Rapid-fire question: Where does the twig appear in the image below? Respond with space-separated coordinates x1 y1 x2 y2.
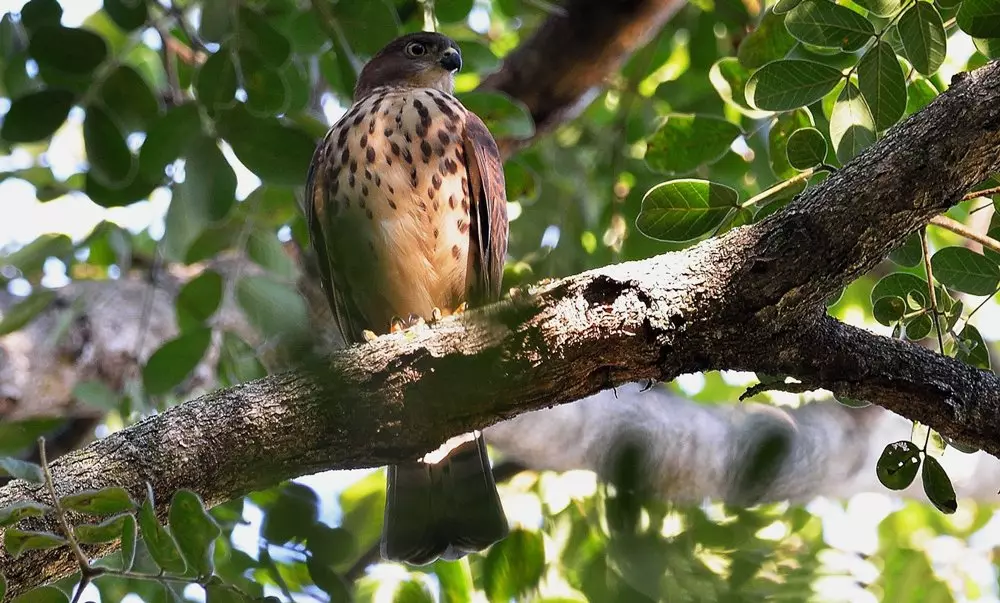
38 438 91 573
962 185 1000 201
740 380 813 401
919 228 946 354
739 168 816 210
929 215 1000 255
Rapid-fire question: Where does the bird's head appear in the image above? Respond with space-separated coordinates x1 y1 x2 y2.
354 32 463 100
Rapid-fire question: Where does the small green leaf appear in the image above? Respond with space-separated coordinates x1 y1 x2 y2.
195 49 238 113
237 7 291 66
84 104 135 187
235 275 310 339
773 0 805 13
0 88 75 143
784 0 875 50
830 81 875 164
393 578 435 603
636 179 739 243
261 482 319 544
872 296 905 326
20 0 62 32
903 313 932 340
74 514 129 544
931 247 1000 295
60 487 136 515
483 529 545 603
437 0 475 22
142 327 212 396
737 9 797 69
889 233 922 267
434 559 474 603
709 58 771 117
29 25 107 73
942 436 979 454
307 524 355 566
857 42 906 132
747 59 844 111
176 269 224 331
956 323 990 370
957 0 1000 38
216 105 317 186
138 103 203 180
138 483 187 573
768 109 814 178
72 380 120 412
785 127 827 169
240 52 289 116
104 0 148 31
99 64 160 132
922 456 957 513
645 114 741 175
898 4 948 76
206 580 253 603
169 489 221 576
457 91 535 139
121 513 137 571
4 528 67 557
10 586 67 603
855 0 900 17
0 501 51 527
0 290 57 335
163 136 237 260
876 440 921 490
871 272 928 304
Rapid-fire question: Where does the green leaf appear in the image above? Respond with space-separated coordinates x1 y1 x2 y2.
216 105 317 186
768 108 814 178
261 482 319 544
199 0 231 42
898 3 948 76
872 296 905 325
0 419 64 456
956 323 991 370
121 513 137 571
784 0 875 50
84 104 135 187
0 290 56 335
930 247 1000 295
437 0 475 22
10 587 67 603
737 9 797 69
99 65 160 132
74 513 129 544
138 483 187 573
4 528 67 557
247 231 298 278
72 380 120 412
636 180 739 243
176 269 224 330
195 49 238 113
206 580 253 603
218 332 267 387
333 0 401 56
830 81 875 164
0 88 74 142
773 0 804 13
240 51 289 116
434 559 474 603
60 487 136 515
709 58 771 117
169 489 221 576
921 456 957 513
457 91 535 139
785 127 827 169
393 579 435 603
889 233 922 267
855 0 900 17
0 501 51 527
238 7 291 66
645 114 741 175
138 102 203 180
483 529 545 603
857 42 906 132
871 272 928 304
163 136 236 260
957 0 1000 38
973 36 1000 59
903 313 932 339
142 327 212 396
307 524 355 566
876 440 921 490
29 26 107 74
235 275 310 340
747 59 844 111
104 0 149 31
307 555 351 599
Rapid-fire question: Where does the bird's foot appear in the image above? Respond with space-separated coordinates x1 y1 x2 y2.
389 313 426 334
362 330 378 342
428 302 467 324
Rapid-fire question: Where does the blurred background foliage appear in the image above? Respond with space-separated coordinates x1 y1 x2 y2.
0 0 999 600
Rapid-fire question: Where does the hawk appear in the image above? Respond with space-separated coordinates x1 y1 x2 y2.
305 32 510 564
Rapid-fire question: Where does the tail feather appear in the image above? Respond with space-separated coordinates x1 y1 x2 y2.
381 431 509 565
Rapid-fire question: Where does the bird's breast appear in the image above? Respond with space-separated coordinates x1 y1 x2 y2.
315 87 475 330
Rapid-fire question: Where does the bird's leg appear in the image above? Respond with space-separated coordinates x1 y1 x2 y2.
389 313 426 334
429 302 468 323
363 330 378 342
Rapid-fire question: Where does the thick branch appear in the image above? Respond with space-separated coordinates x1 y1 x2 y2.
1 55 999 603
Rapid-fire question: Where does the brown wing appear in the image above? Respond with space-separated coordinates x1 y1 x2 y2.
304 135 368 344
462 111 509 304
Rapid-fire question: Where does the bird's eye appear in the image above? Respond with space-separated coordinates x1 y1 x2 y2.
405 42 427 57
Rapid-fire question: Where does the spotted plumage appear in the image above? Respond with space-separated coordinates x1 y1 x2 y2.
304 32 510 566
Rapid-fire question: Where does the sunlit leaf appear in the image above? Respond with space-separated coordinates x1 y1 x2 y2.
956 323 991 370
930 247 1000 295
784 0 875 50
636 180 739 243
737 9 797 68
957 0 1000 38
898 3 948 75
857 42 906 131
709 58 771 117
169 489 221 576
645 114 741 175
747 59 844 111
829 81 875 164
483 529 545 603
785 127 827 169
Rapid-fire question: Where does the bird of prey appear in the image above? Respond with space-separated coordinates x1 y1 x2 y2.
304 32 510 565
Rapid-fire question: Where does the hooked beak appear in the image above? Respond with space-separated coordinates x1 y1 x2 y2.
439 47 462 73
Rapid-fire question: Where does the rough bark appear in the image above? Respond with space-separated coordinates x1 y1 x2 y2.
1 60 999 595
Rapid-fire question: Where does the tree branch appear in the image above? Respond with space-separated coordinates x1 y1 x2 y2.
1 60 999 594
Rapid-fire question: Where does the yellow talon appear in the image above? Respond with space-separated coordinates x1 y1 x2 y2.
363 330 378 342
431 307 443 322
